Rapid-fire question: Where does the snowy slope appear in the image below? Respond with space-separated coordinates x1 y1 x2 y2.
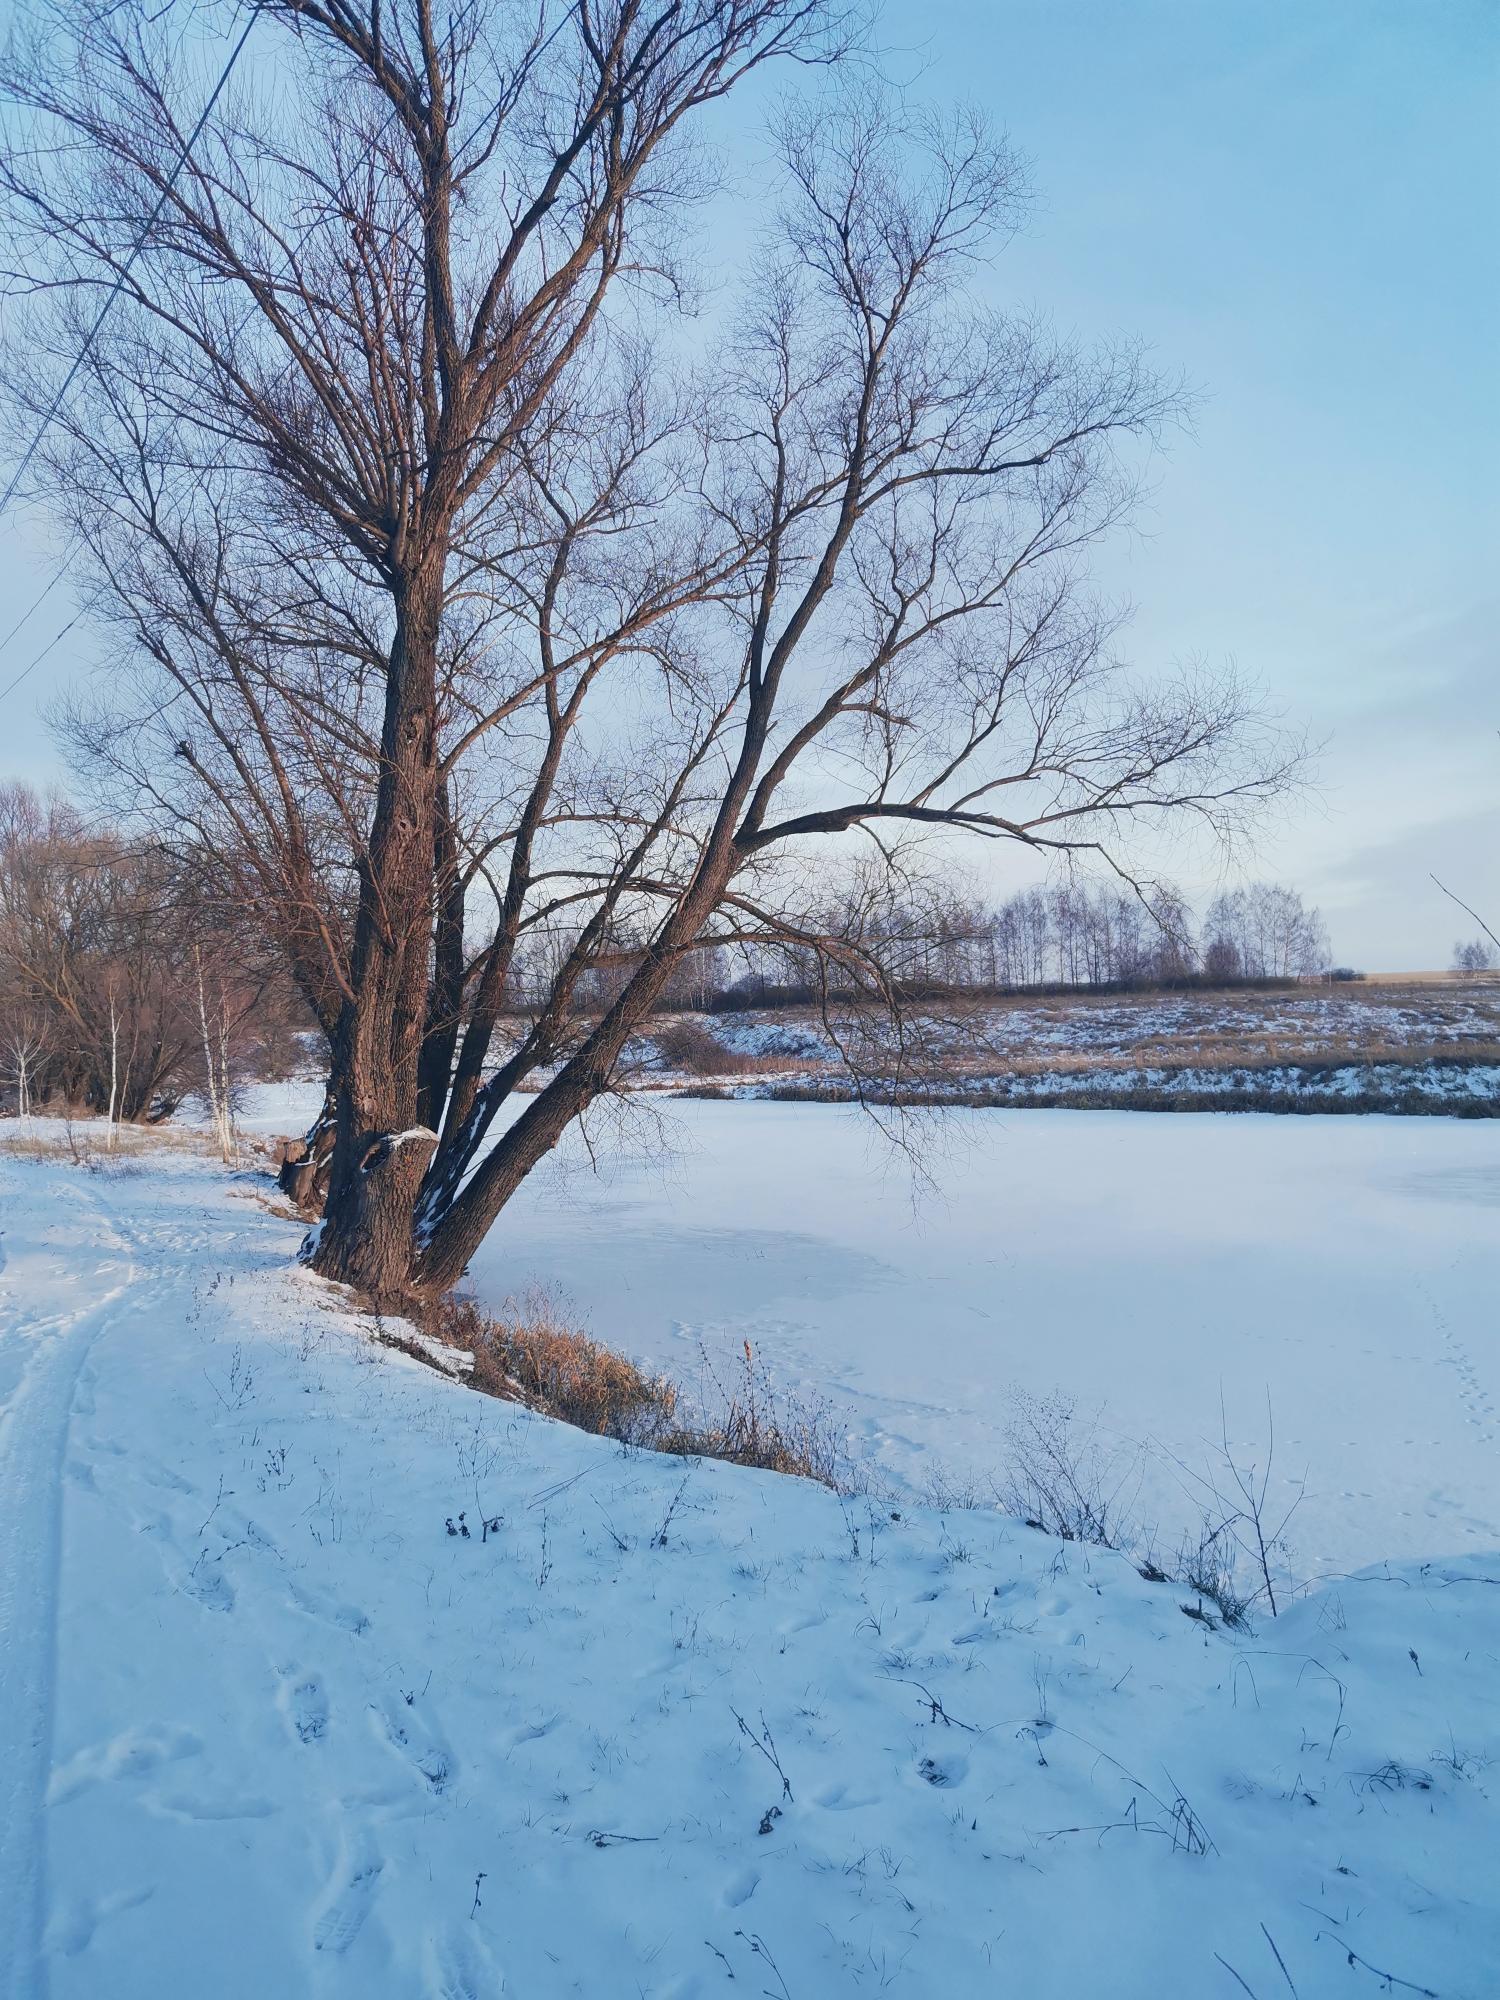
2 1140 1498 1997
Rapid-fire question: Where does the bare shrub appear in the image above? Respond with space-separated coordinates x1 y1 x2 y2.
1158 1397 1304 1617
651 1020 745 1078
420 1290 679 1445
996 1391 1142 1548
919 1466 999 1513
658 1341 850 1489
1173 1520 1253 1629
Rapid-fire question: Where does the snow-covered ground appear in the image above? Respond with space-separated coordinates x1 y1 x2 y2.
467 1102 1500 1579
1 1136 1498 1997
633 987 1500 1111
706 984 1500 1065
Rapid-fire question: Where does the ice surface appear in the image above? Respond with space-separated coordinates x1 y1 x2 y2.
469 1102 1500 1576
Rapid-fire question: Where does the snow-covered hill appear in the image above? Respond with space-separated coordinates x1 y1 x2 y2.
1 1139 1497 1997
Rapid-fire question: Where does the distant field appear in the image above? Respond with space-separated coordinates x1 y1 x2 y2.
635 979 1500 1115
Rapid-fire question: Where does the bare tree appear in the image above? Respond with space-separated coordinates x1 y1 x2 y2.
1 1016 48 1122
1452 938 1497 974
4 0 842 1283
1200 883 1327 982
0 781 297 1123
4 17 1300 1300
0 786 196 1120
1434 876 1499 970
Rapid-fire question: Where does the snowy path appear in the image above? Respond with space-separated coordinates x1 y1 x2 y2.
0 1167 141 2000
1 1140 1498 1996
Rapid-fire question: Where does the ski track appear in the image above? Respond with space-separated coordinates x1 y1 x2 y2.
0 1163 138 2000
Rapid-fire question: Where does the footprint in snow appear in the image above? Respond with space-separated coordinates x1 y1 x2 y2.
280 1673 329 1745
139 1459 197 1496
44 1884 154 1956
372 1699 456 1795
149 1792 277 1823
312 1842 384 1955
424 1925 505 2000
287 1576 371 1636
48 1724 202 1805
507 1713 561 1748
183 1556 236 1614
813 1781 879 1812
918 1752 968 1789
722 1866 759 1908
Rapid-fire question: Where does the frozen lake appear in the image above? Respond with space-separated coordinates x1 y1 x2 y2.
468 1101 1500 1577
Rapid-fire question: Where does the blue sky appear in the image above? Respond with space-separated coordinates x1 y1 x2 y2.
1 0 1495 968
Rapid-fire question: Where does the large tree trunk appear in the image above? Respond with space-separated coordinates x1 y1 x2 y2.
276 1087 338 1214
414 874 733 1292
307 567 446 1302
415 779 465 1134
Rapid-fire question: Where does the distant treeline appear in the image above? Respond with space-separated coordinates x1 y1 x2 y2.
530 879 1340 1016
704 971 1322 1013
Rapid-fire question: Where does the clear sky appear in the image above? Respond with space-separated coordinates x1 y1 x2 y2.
0 0 1495 969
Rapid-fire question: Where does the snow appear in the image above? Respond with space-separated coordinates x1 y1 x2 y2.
1 1136 1498 1997
469 1102 1500 1579
621 991 1500 1110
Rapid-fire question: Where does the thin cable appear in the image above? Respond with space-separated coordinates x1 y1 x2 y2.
0 615 82 707
0 569 66 654
0 2 261 523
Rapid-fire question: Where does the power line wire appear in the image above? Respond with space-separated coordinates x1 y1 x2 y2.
0 615 82 708
0 569 66 654
0 2 261 525
0 4 262 711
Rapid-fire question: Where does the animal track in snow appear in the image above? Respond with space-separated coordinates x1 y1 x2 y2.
1428 1294 1495 1449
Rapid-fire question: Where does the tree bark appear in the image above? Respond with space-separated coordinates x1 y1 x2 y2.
308 566 447 1298
414 868 734 1292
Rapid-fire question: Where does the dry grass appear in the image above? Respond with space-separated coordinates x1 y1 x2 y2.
994 1389 1143 1548
0 1118 219 1165
651 1019 757 1077
420 1290 680 1443
655 1339 850 1487
416 1294 849 1488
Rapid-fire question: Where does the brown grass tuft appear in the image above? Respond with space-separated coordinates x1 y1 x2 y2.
416 1294 847 1488
651 1019 746 1077
419 1289 680 1443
